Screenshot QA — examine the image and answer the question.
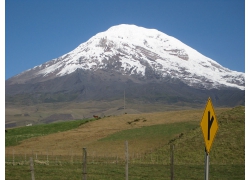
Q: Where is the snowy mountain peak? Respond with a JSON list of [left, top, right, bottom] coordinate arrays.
[[13, 24, 244, 90]]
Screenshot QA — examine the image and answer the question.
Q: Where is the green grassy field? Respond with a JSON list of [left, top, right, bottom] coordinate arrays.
[[5, 163, 244, 180], [5, 119, 93, 147], [98, 121, 197, 142], [5, 106, 245, 179]]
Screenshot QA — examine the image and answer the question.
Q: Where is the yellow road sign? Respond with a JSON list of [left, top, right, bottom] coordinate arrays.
[[200, 97, 219, 154]]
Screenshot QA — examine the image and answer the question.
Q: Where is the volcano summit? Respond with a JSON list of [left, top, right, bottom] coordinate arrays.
[[6, 24, 245, 106]]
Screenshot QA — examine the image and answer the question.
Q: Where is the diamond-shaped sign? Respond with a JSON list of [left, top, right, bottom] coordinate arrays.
[[200, 97, 219, 154]]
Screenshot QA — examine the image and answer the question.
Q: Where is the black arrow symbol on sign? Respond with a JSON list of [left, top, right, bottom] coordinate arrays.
[[208, 111, 214, 140]]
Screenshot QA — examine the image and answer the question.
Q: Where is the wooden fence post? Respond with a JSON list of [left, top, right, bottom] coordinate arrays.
[[82, 148, 87, 180], [30, 157, 35, 180], [125, 140, 129, 180], [12, 149, 14, 166], [47, 149, 49, 163], [92, 151, 95, 164], [170, 144, 174, 180]]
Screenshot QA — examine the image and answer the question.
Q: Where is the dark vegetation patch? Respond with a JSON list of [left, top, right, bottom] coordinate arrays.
[[127, 118, 147, 125]]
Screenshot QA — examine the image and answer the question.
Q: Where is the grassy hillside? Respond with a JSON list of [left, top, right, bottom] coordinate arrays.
[[150, 105, 245, 165], [5, 106, 244, 179], [5, 119, 93, 147], [6, 107, 229, 155]]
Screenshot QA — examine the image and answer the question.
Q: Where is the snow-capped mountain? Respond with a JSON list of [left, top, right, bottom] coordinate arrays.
[[9, 24, 244, 90], [6, 24, 245, 107]]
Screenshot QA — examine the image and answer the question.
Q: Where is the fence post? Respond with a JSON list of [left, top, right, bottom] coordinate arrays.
[[170, 144, 174, 180], [47, 149, 49, 164], [12, 149, 14, 166], [125, 140, 129, 180], [30, 157, 35, 180], [82, 148, 87, 180]]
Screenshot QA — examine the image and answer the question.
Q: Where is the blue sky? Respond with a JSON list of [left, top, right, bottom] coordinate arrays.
[[5, 0, 246, 80]]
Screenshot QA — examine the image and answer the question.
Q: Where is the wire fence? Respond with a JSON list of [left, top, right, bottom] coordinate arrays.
[[5, 143, 177, 180], [5, 155, 172, 179], [5, 153, 171, 165], [5, 144, 244, 180]]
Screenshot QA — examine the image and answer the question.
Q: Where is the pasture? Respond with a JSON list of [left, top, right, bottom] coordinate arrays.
[[5, 106, 245, 179]]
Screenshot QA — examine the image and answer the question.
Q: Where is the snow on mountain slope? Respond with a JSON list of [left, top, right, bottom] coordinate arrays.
[[14, 24, 244, 90]]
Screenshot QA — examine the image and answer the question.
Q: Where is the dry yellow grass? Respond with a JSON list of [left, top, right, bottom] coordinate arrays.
[[5, 108, 229, 158]]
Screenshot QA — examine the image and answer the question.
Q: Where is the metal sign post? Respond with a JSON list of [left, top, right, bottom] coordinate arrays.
[[204, 148, 209, 180], [200, 97, 219, 180]]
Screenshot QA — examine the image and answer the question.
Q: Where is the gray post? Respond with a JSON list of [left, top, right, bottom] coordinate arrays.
[[170, 144, 174, 180], [30, 157, 35, 180], [204, 148, 209, 180], [12, 149, 14, 166], [82, 148, 87, 180], [125, 141, 128, 180], [47, 149, 49, 163], [71, 149, 73, 164]]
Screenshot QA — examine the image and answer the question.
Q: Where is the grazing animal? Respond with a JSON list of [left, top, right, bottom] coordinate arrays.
[[93, 115, 99, 119]]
